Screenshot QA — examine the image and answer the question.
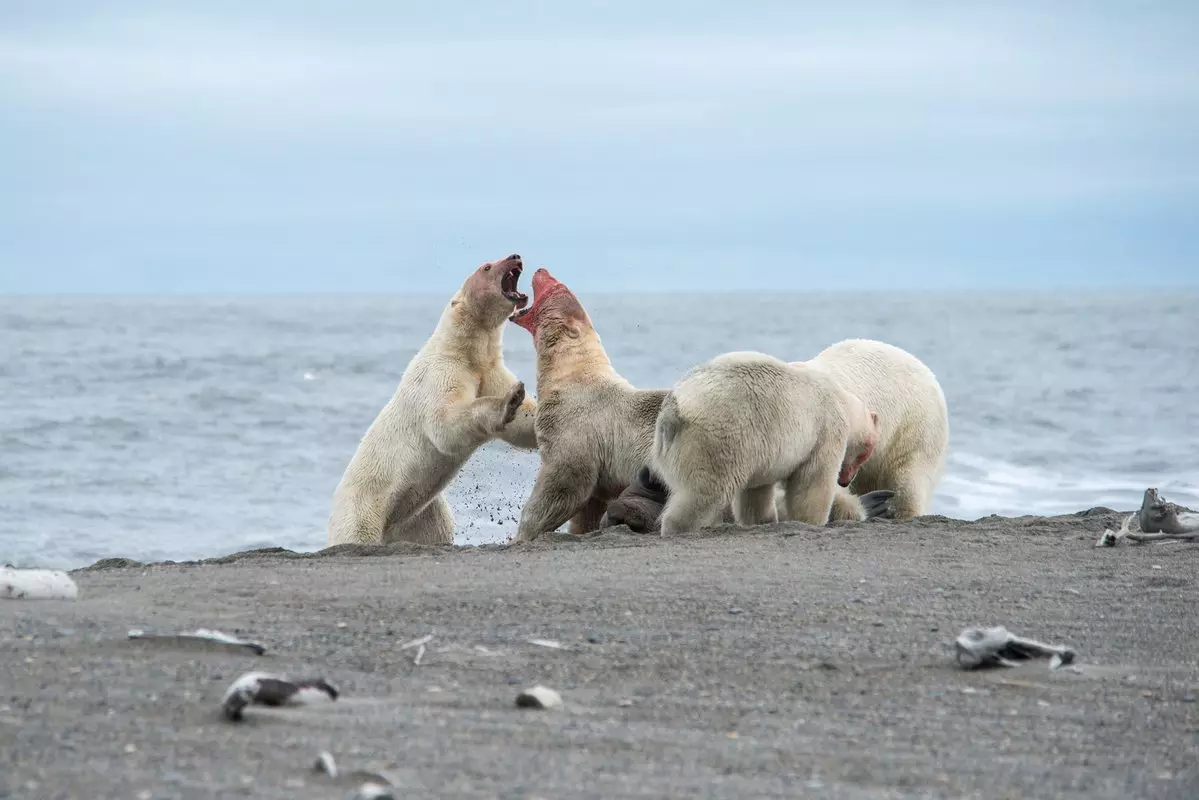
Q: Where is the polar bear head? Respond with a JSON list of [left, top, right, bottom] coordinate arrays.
[[508, 268, 595, 350], [457, 253, 529, 327], [839, 393, 881, 488]]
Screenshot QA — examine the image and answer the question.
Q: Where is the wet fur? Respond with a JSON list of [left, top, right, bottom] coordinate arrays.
[[511, 269, 667, 542]]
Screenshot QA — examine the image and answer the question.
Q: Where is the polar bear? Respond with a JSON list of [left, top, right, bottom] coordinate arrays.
[[327, 253, 539, 546], [508, 268, 668, 542], [651, 351, 881, 535], [801, 339, 949, 521]]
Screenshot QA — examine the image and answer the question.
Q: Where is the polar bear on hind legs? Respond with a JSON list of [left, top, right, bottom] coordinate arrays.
[[651, 351, 881, 535], [801, 339, 948, 521], [327, 253, 538, 547]]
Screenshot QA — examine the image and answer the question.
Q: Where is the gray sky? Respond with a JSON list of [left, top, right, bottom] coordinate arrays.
[[2, 1, 1196, 293]]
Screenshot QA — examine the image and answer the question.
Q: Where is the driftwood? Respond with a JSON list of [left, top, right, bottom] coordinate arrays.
[[1126, 488, 1199, 542], [313, 751, 395, 799]]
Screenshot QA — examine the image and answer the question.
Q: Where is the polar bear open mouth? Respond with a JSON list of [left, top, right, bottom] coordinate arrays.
[[501, 263, 528, 308]]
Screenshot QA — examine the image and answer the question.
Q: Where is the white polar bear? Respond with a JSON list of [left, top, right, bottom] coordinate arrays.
[[651, 351, 881, 535], [327, 254, 538, 546], [800, 339, 949, 521]]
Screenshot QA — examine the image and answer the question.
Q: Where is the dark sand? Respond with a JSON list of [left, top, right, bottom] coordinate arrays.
[[2, 510, 1198, 799]]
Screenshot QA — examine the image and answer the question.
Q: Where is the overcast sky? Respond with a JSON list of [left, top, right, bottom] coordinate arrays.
[[1, 1, 1196, 293]]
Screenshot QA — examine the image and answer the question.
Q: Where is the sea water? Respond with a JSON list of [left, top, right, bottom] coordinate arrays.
[[2, 292, 1196, 569]]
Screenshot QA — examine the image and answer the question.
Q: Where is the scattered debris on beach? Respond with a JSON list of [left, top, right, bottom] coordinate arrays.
[[1, 566, 79, 600], [527, 637, 563, 649], [312, 750, 396, 799], [1096, 489, 1199, 546], [516, 685, 563, 709], [221, 672, 339, 721], [1128, 488, 1199, 542], [127, 627, 266, 655], [399, 633, 434, 666], [1096, 514, 1134, 547], [955, 626, 1076, 670]]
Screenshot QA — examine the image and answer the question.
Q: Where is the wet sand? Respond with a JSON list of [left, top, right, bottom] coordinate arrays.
[[2, 509, 1198, 799]]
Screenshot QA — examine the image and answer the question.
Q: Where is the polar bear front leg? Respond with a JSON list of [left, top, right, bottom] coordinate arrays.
[[827, 488, 867, 522], [496, 394, 539, 451], [427, 383, 527, 457], [514, 459, 598, 542], [733, 484, 779, 526]]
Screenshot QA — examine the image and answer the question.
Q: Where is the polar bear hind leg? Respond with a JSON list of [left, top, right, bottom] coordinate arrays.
[[660, 478, 737, 536], [383, 492, 455, 545], [734, 484, 779, 526]]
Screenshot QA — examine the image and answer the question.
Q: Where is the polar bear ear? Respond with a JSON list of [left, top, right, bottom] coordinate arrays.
[[869, 411, 880, 427], [564, 322, 582, 339]]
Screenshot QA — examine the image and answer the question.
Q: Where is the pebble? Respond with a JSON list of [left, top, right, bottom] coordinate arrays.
[[516, 685, 563, 710], [727, 606, 743, 615]]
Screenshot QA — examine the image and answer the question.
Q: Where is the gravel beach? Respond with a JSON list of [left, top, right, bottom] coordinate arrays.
[[2, 510, 1197, 799]]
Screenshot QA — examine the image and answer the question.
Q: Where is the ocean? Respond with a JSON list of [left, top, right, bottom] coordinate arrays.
[[2, 292, 1196, 570]]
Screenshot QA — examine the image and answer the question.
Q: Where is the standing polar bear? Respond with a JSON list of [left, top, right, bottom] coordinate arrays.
[[651, 351, 881, 535], [508, 268, 669, 542], [804, 339, 949, 521], [327, 254, 538, 546]]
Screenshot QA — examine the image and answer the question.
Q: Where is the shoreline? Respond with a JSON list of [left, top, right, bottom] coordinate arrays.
[[5, 507, 1198, 799], [72, 506, 1136, 573]]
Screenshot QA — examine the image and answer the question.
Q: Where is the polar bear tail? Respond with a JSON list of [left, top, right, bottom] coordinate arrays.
[[653, 393, 686, 463]]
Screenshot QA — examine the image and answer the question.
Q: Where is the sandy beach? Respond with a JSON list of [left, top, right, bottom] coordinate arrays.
[[2, 509, 1197, 799]]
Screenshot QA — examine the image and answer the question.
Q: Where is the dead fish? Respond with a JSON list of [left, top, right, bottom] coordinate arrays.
[[955, 626, 1076, 670], [221, 672, 339, 721], [128, 627, 266, 655], [516, 685, 563, 709]]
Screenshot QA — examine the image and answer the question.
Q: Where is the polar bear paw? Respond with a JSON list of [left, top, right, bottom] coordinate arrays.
[[502, 382, 526, 426]]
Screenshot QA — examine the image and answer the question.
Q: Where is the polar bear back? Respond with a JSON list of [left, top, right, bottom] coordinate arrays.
[[806, 338, 949, 491], [667, 351, 856, 487]]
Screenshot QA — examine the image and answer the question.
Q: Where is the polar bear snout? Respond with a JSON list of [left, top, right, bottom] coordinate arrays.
[[839, 418, 879, 487]]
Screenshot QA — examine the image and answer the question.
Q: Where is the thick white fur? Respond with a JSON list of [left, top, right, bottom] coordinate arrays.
[[800, 338, 949, 520], [327, 264, 537, 546], [651, 351, 879, 535]]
